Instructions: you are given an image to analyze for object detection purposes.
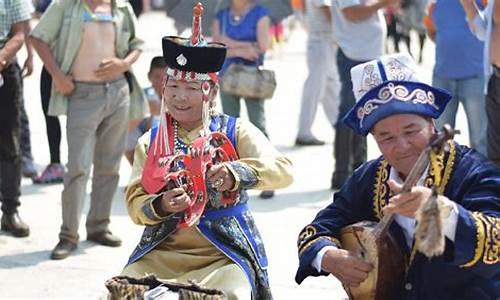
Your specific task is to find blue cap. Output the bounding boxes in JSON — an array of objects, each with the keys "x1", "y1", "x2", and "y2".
[{"x1": 342, "y1": 52, "x2": 451, "y2": 136}]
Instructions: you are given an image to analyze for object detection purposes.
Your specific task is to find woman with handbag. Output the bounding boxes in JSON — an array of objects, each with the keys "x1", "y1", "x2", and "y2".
[{"x1": 212, "y1": 0, "x2": 275, "y2": 198}]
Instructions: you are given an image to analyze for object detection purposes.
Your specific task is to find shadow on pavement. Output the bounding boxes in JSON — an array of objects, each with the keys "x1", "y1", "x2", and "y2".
[
  {"x1": 249, "y1": 189, "x2": 333, "y2": 213},
  {"x1": 111, "y1": 188, "x2": 132, "y2": 217},
  {"x1": 0, "y1": 241, "x2": 97, "y2": 269},
  {"x1": 274, "y1": 144, "x2": 325, "y2": 155},
  {"x1": 20, "y1": 179, "x2": 62, "y2": 196}
]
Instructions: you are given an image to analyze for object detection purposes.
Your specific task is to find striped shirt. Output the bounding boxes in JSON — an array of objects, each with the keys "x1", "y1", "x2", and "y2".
[{"x1": 0, "y1": 0, "x2": 33, "y2": 49}]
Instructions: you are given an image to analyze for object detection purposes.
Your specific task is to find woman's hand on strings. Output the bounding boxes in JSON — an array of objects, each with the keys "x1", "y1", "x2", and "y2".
[
  {"x1": 160, "y1": 184, "x2": 191, "y2": 213},
  {"x1": 206, "y1": 163, "x2": 235, "y2": 192}
]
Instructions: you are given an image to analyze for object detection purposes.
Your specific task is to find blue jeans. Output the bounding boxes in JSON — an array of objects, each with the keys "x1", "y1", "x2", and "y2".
[{"x1": 433, "y1": 74, "x2": 487, "y2": 156}]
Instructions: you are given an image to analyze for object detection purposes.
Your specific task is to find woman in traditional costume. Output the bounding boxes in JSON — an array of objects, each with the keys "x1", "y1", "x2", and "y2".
[{"x1": 121, "y1": 4, "x2": 293, "y2": 300}]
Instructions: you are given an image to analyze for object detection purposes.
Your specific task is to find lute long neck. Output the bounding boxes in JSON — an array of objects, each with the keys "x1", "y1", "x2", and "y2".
[{"x1": 372, "y1": 147, "x2": 431, "y2": 238}]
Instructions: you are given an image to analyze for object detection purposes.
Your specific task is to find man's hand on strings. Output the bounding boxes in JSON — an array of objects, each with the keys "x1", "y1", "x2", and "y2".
[
  {"x1": 383, "y1": 179, "x2": 432, "y2": 218},
  {"x1": 322, "y1": 248, "x2": 373, "y2": 287}
]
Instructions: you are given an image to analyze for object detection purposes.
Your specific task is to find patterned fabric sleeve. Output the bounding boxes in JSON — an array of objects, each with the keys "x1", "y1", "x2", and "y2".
[
  {"x1": 225, "y1": 161, "x2": 258, "y2": 191},
  {"x1": 454, "y1": 208, "x2": 499, "y2": 270},
  {"x1": 445, "y1": 154, "x2": 500, "y2": 275}
]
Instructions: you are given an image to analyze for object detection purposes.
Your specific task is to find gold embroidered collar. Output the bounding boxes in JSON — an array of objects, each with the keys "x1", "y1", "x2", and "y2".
[{"x1": 372, "y1": 141, "x2": 456, "y2": 220}]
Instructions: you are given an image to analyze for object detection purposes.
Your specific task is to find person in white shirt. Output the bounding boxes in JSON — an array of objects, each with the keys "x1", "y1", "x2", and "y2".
[
  {"x1": 295, "y1": 0, "x2": 340, "y2": 146},
  {"x1": 330, "y1": 0, "x2": 398, "y2": 189}
]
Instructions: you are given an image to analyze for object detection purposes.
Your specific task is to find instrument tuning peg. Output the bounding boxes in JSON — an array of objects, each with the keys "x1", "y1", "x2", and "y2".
[{"x1": 441, "y1": 124, "x2": 460, "y2": 139}]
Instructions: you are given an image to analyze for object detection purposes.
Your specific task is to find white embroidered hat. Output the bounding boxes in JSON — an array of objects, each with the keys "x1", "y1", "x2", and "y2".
[{"x1": 342, "y1": 52, "x2": 452, "y2": 136}]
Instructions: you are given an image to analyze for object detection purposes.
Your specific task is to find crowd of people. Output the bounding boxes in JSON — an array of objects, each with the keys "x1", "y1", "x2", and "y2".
[{"x1": 0, "y1": 0, "x2": 499, "y2": 299}]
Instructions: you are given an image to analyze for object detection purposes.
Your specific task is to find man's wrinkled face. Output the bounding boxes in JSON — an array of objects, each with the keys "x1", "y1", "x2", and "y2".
[{"x1": 372, "y1": 114, "x2": 435, "y2": 178}]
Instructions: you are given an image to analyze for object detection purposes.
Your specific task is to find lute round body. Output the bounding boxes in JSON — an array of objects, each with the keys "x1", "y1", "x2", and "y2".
[{"x1": 340, "y1": 221, "x2": 405, "y2": 300}]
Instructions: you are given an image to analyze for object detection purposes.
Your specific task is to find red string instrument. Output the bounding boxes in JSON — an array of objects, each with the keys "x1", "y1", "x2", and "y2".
[{"x1": 141, "y1": 114, "x2": 239, "y2": 228}]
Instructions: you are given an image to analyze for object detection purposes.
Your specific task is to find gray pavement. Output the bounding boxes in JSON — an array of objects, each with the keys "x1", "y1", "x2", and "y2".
[{"x1": 0, "y1": 11, "x2": 471, "y2": 299}]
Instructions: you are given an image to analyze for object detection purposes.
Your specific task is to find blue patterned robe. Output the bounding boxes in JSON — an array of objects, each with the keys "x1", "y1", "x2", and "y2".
[
  {"x1": 296, "y1": 142, "x2": 499, "y2": 299},
  {"x1": 126, "y1": 114, "x2": 276, "y2": 299}
]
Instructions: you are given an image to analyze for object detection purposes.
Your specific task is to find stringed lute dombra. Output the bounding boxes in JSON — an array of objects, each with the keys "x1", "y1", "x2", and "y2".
[{"x1": 340, "y1": 125, "x2": 457, "y2": 300}]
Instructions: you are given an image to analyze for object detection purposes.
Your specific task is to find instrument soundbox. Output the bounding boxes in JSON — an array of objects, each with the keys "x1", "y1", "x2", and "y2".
[
  {"x1": 340, "y1": 125, "x2": 456, "y2": 300},
  {"x1": 340, "y1": 220, "x2": 405, "y2": 300},
  {"x1": 141, "y1": 114, "x2": 239, "y2": 228}
]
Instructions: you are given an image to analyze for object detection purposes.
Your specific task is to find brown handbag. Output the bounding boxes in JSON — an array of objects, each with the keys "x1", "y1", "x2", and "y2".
[{"x1": 221, "y1": 63, "x2": 277, "y2": 100}]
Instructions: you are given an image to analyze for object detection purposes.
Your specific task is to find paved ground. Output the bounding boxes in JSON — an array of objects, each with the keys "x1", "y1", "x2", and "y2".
[{"x1": 0, "y1": 11, "x2": 471, "y2": 299}]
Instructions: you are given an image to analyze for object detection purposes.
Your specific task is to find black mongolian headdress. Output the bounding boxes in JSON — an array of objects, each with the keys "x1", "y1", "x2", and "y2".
[
  {"x1": 162, "y1": 3, "x2": 227, "y2": 83},
  {"x1": 156, "y1": 2, "x2": 228, "y2": 147}
]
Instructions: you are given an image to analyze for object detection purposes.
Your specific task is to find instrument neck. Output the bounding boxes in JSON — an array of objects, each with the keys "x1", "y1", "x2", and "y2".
[
  {"x1": 374, "y1": 213, "x2": 394, "y2": 238},
  {"x1": 373, "y1": 149, "x2": 430, "y2": 238}
]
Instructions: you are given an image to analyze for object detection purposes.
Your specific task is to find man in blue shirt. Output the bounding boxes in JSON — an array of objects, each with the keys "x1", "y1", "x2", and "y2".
[
  {"x1": 426, "y1": 0, "x2": 488, "y2": 156},
  {"x1": 461, "y1": 0, "x2": 500, "y2": 167}
]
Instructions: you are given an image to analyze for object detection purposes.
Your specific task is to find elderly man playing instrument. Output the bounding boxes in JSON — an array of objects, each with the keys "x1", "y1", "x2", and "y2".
[
  {"x1": 295, "y1": 52, "x2": 499, "y2": 299},
  {"x1": 120, "y1": 4, "x2": 293, "y2": 300}
]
